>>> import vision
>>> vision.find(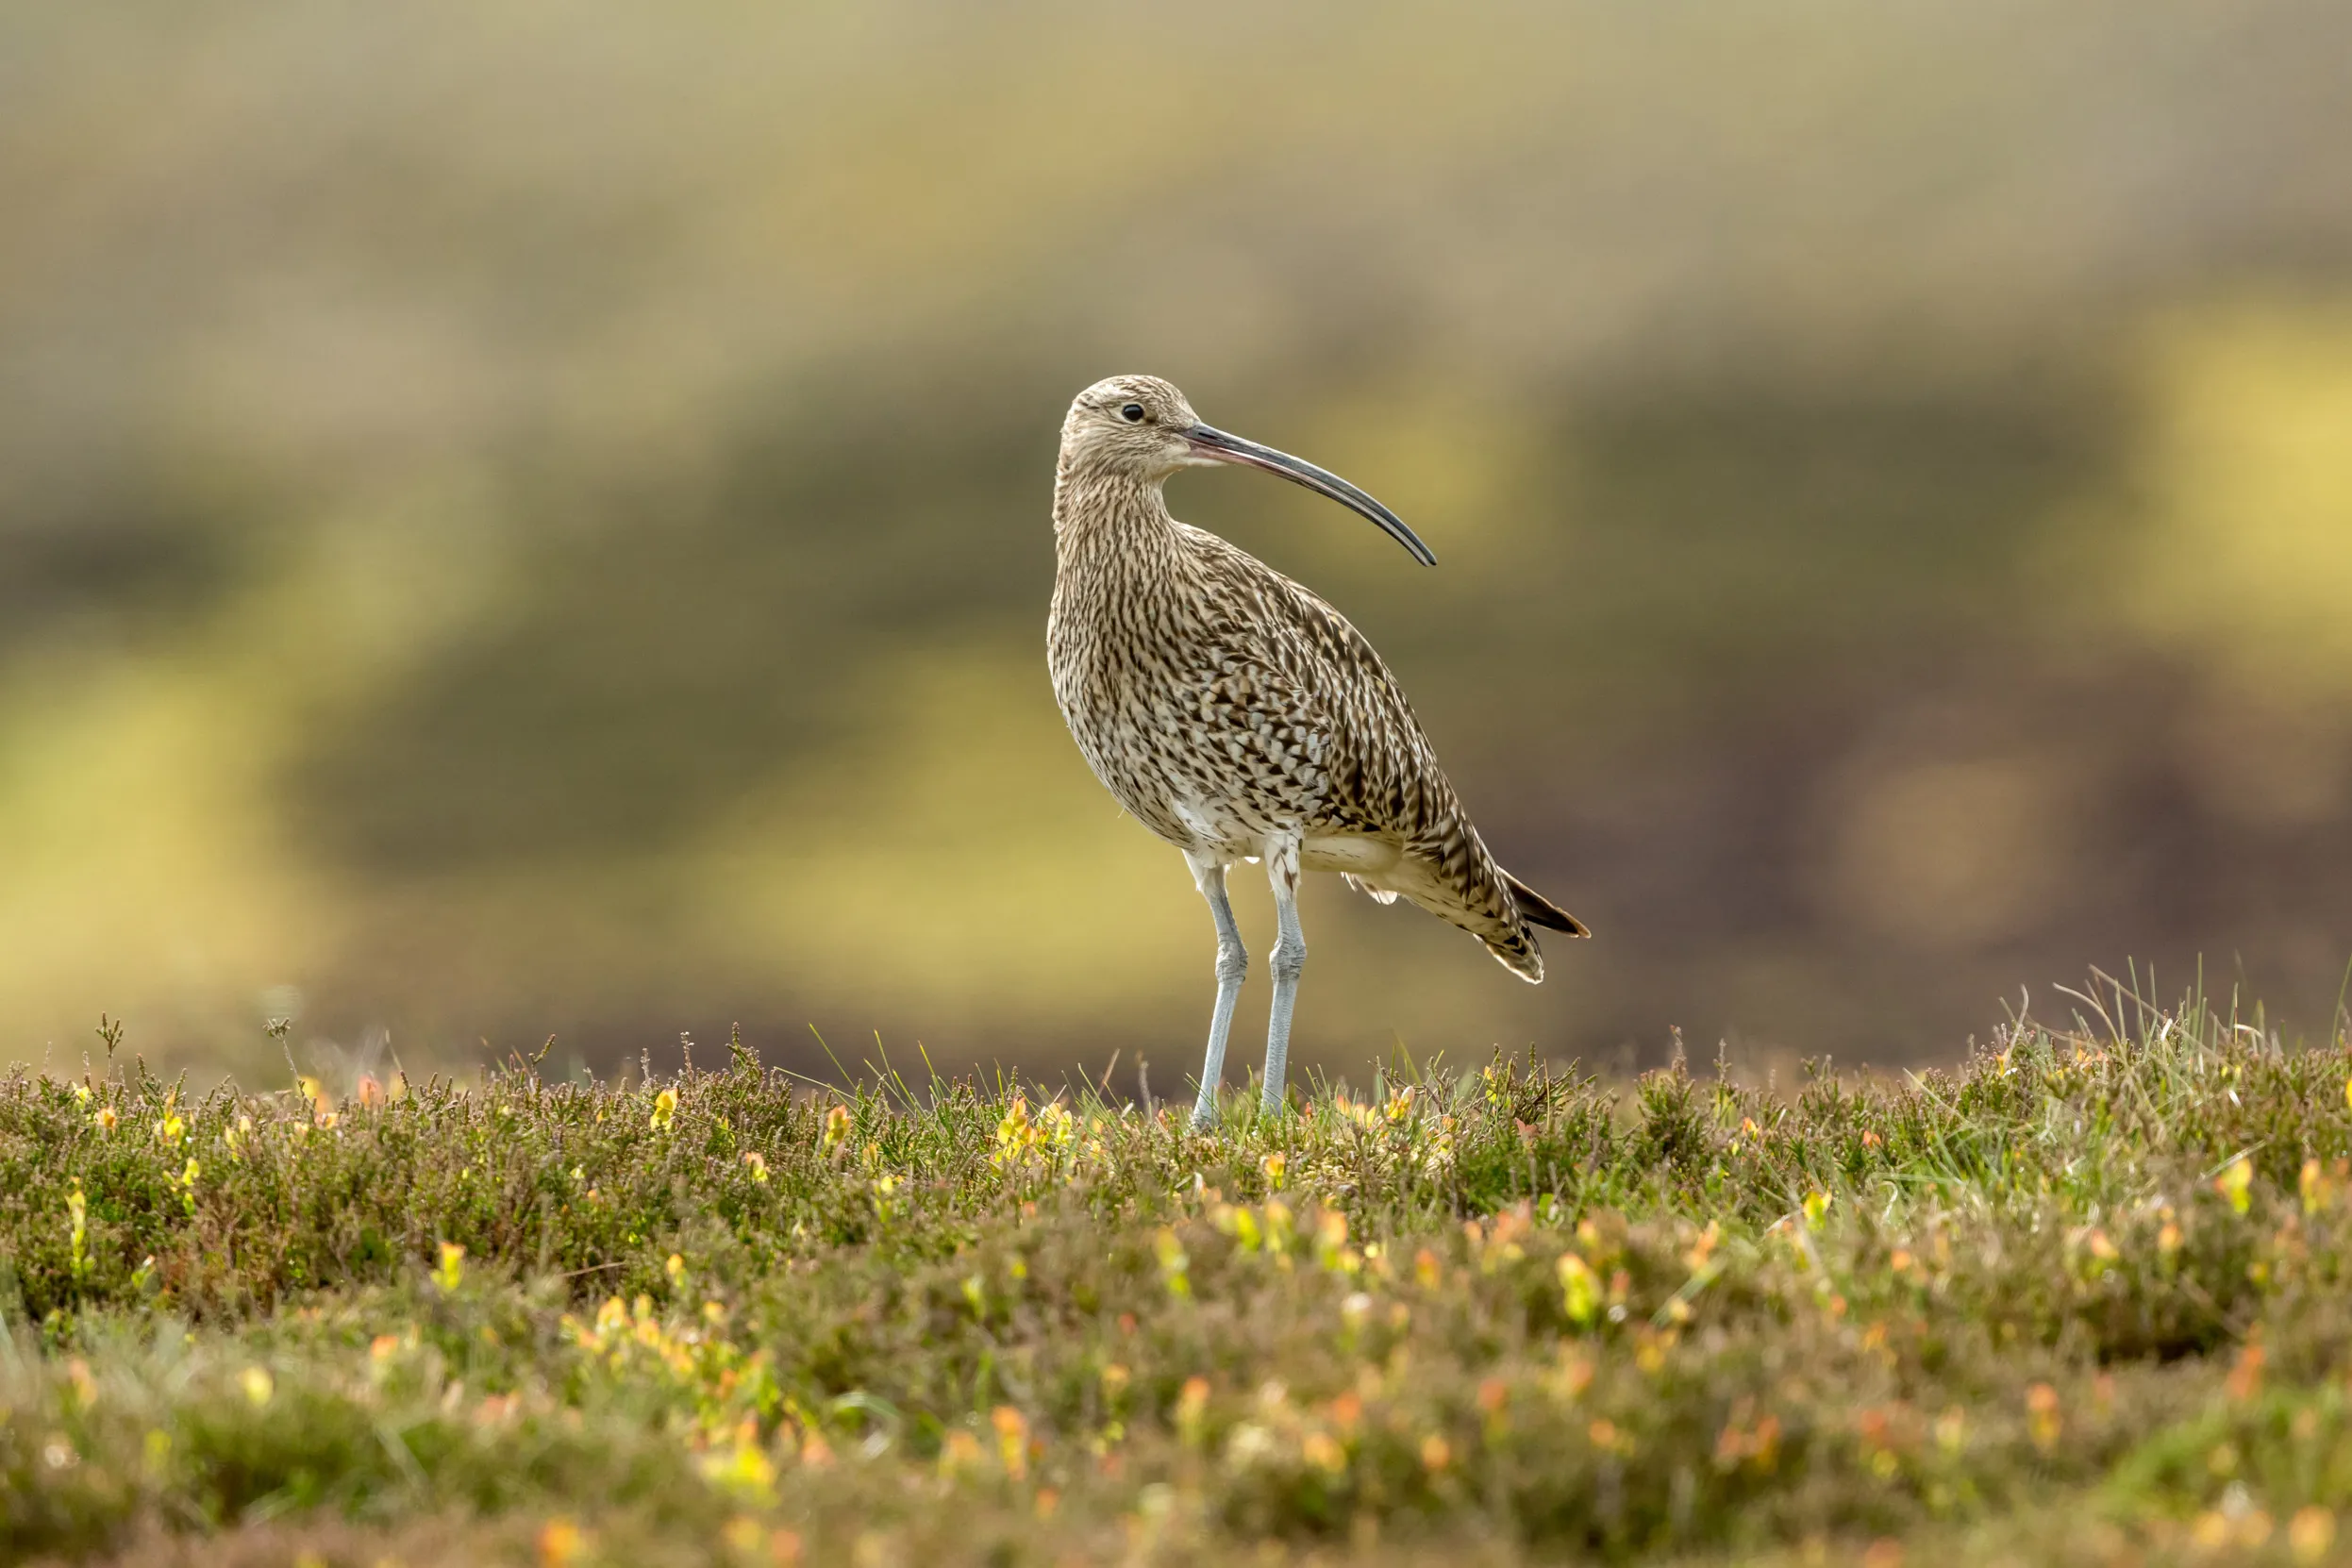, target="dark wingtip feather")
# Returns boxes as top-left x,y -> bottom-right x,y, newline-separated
1505,871 -> 1591,939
